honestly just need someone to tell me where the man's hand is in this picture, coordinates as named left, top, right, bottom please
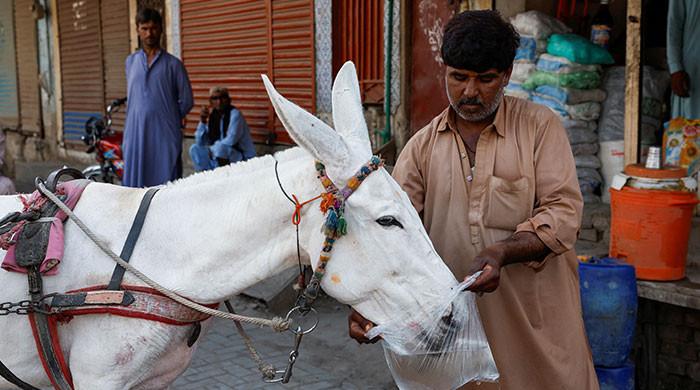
left=671, top=71, right=690, bottom=97
left=348, top=309, right=380, bottom=344
left=200, top=105, right=210, bottom=124
left=465, top=246, right=505, bottom=293
left=464, top=232, right=551, bottom=294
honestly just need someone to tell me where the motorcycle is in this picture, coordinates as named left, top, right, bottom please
left=82, top=98, right=126, bottom=184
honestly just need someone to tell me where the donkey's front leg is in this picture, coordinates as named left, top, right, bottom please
left=67, top=316, right=195, bottom=389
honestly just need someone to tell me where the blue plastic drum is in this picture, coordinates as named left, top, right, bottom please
left=579, top=257, right=638, bottom=367
left=595, top=362, right=635, bottom=390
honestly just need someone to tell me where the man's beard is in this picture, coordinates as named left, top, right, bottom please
left=447, top=87, right=504, bottom=122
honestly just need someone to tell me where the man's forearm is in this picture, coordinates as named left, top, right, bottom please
left=493, top=231, right=551, bottom=267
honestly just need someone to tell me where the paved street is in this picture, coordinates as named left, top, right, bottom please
left=172, top=295, right=396, bottom=390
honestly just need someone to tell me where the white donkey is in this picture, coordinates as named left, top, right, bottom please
left=0, top=62, right=458, bottom=389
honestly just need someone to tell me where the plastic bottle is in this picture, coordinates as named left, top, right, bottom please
left=590, top=0, right=613, bottom=49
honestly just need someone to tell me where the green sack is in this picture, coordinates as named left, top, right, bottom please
left=547, top=34, right=615, bottom=65
left=523, top=71, right=602, bottom=90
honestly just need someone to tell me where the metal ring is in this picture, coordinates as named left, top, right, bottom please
left=285, top=306, right=319, bottom=335
left=263, top=370, right=287, bottom=383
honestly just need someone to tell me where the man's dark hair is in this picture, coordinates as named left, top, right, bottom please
left=136, top=7, right=162, bottom=27
left=441, top=10, right=520, bottom=73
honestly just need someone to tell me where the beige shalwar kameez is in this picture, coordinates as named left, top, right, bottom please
left=392, top=97, right=598, bottom=390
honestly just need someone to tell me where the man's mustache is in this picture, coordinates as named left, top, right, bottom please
left=459, top=97, right=483, bottom=107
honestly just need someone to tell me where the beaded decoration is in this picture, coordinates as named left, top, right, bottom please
left=299, top=155, right=383, bottom=309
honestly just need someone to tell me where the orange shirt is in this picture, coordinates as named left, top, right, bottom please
left=393, top=97, right=598, bottom=390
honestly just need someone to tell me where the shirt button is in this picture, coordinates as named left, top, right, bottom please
left=461, top=152, right=466, bottom=159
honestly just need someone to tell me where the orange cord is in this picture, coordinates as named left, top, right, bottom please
left=291, top=194, right=323, bottom=225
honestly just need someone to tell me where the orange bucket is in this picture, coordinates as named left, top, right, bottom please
left=609, top=186, right=698, bottom=281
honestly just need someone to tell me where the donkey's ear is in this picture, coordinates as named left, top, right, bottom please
left=262, top=74, right=350, bottom=168
left=332, top=62, right=372, bottom=158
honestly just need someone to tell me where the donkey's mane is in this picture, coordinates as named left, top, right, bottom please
left=166, top=146, right=309, bottom=188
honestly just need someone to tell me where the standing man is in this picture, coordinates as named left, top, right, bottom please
left=123, top=8, right=193, bottom=187
left=189, top=86, right=256, bottom=171
left=348, top=11, right=598, bottom=389
left=668, top=0, right=700, bottom=119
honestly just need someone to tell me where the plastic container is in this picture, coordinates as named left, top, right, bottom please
left=609, top=165, right=699, bottom=280
left=599, top=140, right=625, bottom=203
left=579, top=258, right=637, bottom=367
left=595, top=362, right=635, bottom=390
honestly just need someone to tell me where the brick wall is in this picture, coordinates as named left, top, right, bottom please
left=635, top=298, right=700, bottom=390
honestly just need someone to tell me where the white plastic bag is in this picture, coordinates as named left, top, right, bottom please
left=366, top=275, right=499, bottom=389
left=512, top=63, right=537, bottom=83
left=599, top=66, right=670, bottom=142
left=510, top=10, right=571, bottom=39
left=536, top=53, right=602, bottom=74
left=505, top=81, right=531, bottom=100
left=535, top=85, right=606, bottom=105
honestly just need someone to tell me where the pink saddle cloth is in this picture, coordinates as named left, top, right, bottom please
left=1, top=180, right=91, bottom=275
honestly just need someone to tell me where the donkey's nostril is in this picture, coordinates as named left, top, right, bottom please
left=440, top=303, right=454, bottom=326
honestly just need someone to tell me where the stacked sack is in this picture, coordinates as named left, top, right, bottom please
left=506, top=11, right=570, bottom=100
left=524, top=33, right=613, bottom=203
left=598, top=66, right=670, bottom=201
left=511, top=25, right=615, bottom=204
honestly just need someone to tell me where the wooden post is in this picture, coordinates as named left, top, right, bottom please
left=129, top=0, right=138, bottom=52
left=624, top=0, right=642, bottom=166
left=460, top=0, right=494, bottom=12
left=164, top=0, right=172, bottom=53
left=49, top=0, right=63, bottom=146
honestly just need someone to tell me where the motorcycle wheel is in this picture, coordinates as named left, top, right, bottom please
left=82, top=165, right=121, bottom=185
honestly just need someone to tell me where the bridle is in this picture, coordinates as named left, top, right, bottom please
left=276, top=155, right=383, bottom=310
left=264, top=155, right=383, bottom=383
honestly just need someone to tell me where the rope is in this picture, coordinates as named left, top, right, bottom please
left=291, top=194, right=322, bottom=226
left=36, top=182, right=289, bottom=332
left=224, top=301, right=277, bottom=379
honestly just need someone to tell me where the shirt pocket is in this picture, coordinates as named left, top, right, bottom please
left=483, top=175, right=531, bottom=231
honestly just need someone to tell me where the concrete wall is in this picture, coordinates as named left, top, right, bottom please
left=3, top=0, right=61, bottom=179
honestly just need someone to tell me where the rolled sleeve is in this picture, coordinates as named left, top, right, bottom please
left=515, top=113, right=583, bottom=265
left=194, top=122, right=209, bottom=146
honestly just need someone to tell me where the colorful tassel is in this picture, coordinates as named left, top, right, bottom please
left=337, top=216, right=347, bottom=236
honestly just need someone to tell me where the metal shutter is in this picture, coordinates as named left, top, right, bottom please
left=14, top=0, right=42, bottom=134
left=333, top=0, right=384, bottom=104
left=270, top=0, right=315, bottom=143
left=180, top=0, right=314, bottom=145
left=100, top=0, right=129, bottom=133
left=0, top=0, right=19, bottom=128
left=57, top=0, right=104, bottom=144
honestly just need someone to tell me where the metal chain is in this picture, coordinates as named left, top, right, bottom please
left=0, top=293, right=55, bottom=316
left=0, top=300, right=35, bottom=315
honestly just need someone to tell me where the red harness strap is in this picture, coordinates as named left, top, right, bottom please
left=49, top=285, right=218, bottom=325
left=28, top=285, right=218, bottom=389
left=28, top=313, right=74, bottom=390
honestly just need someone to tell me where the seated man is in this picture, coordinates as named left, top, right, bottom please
left=189, top=86, right=256, bottom=171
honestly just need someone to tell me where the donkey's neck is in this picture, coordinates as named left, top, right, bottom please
left=135, top=150, right=324, bottom=303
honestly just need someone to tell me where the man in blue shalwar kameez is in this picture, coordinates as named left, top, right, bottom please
left=189, top=86, right=256, bottom=172
left=668, top=0, right=700, bottom=119
left=123, top=8, right=193, bottom=187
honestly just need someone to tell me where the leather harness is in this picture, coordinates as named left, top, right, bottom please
left=0, top=169, right=207, bottom=389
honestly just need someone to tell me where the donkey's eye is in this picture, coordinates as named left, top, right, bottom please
left=376, top=216, right=404, bottom=229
